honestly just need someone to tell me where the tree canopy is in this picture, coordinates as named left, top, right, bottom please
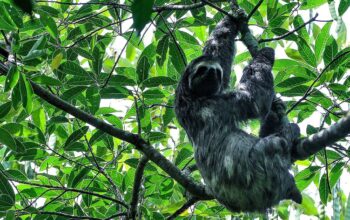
left=0, top=0, right=350, bottom=219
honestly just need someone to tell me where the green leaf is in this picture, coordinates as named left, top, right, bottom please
left=329, top=162, right=344, bottom=188
left=293, top=15, right=310, bottom=42
left=143, top=89, right=165, bottom=99
left=276, top=77, right=311, bottom=89
left=339, top=0, right=350, bottom=16
left=19, top=74, right=33, bottom=113
left=169, top=41, right=186, bottom=73
left=296, top=37, right=317, bottom=67
left=324, top=36, right=338, bottom=65
left=60, top=61, right=89, bottom=76
left=0, top=4, right=17, bottom=31
left=142, top=76, right=177, bottom=87
left=301, top=194, right=319, bottom=216
left=319, top=173, right=330, bottom=204
left=0, top=195, right=14, bottom=211
left=137, top=56, right=151, bottom=82
left=64, top=126, right=89, bottom=148
left=0, top=171, right=15, bottom=211
left=31, top=75, right=62, bottom=86
left=4, top=66, right=20, bottom=92
left=300, top=0, right=327, bottom=10
left=148, top=132, right=167, bottom=143
left=315, top=23, right=332, bottom=63
left=40, top=16, right=58, bottom=39
left=4, top=170, right=27, bottom=181
left=32, top=108, right=46, bottom=133
left=100, top=87, right=130, bottom=99
left=131, top=0, right=155, bottom=35
left=0, top=102, right=11, bottom=119
left=69, top=167, right=90, bottom=188
left=0, top=128, right=18, bottom=151
left=156, top=35, right=169, bottom=66
left=50, top=52, right=63, bottom=70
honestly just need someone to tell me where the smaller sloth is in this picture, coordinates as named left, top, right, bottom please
left=175, top=13, right=302, bottom=212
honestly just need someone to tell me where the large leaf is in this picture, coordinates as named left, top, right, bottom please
left=319, top=173, right=330, bottom=204
left=296, top=37, right=317, bottom=67
left=0, top=128, right=18, bottom=151
left=0, top=170, right=14, bottom=211
left=40, top=16, right=58, bottom=39
left=315, top=23, right=332, bottom=63
left=300, top=0, right=327, bottom=9
left=18, top=73, right=33, bottom=113
left=339, top=0, right=350, bottom=16
left=142, top=76, right=177, bottom=87
left=60, top=61, right=89, bottom=76
left=131, top=0, right=155, bottom=35
left=4, top=66, right=19, bottom=92
left=64, top=126, right=89, bottom=148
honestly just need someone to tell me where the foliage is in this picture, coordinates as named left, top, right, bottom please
left=0, top=0, right=349, bottom=219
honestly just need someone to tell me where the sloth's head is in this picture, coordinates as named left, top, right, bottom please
left=185, top=56, right=223, bottom=97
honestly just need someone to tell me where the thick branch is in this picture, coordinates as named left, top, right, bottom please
left=29, top=81, right=211, bottom=199
left=237, top=8, right=350, bottom=162
left=292, top=113, right=350, bottom=161
left=0, top=63, right=212, bottom=200
left=153, top=0, right=225, bottom=12
left=129, top=156, right=149, bottom=219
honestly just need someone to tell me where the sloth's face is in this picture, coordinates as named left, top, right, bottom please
left=188, top=60, right=223, bottom=97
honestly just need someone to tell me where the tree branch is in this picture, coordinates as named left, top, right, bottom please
left=259, top=13, right=319, bottom=43
left=235, top=7, right=350, bottom=162
left=292, top=113, right=350, bottom=161
left=247, top=0, right=263, bottom=21
left=8, top=178, right=128, bottom=208
left=153, top=0, right=225, bottom=12
left=167, top=197, right=198, bottom=220
left=287, top=50, right=350, bottom=114
left=129, top=156, right=149, bottom=219
left=0, top=63, right=212, bottom=200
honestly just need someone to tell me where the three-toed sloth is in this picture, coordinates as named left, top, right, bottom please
left=175, top=14, right=302, bottom=212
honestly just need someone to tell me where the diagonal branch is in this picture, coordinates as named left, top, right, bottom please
left=168, top=197, right=198, bottom=220
left=0, top=63, right=212, bottom=201
left=129, top=156, right=149, bottom=219
left=247, top=0, right=263, bottom=20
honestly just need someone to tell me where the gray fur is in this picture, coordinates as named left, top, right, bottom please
left=175, top=15, right=301, bottom=212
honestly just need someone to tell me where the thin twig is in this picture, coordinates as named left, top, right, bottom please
left=167, top=197, right=198, bottom=220
left=159, top=13, right=187, bottom=67
left=9, top=178, right=129, bottom=208
left=287, top=50, right=350, bottom=114
left=259, top=13, right=319, bottom=43
left=67, top=17, right=132, bottom=48
left=102, top=30, right=134, bottom=88
left=247, top=0, right=263, bottom=20
left=201, top=0, right=233, bottom=18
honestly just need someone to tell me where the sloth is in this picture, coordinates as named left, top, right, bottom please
left=174, top=13, right=302, bottom=212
